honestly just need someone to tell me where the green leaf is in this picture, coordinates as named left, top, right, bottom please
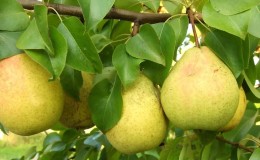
left=243, top=34, right=259, bottom=68
left=53, top=0, right=79, bottom=5
left=160, top=137, right=183, bottom=160
left=204, top=30, right=244, bottom=77
left=138, top=0, right=160, bottom=12
left=167, top=16, right=189, bottom=60
left=162, top=0, right=183, bottom=15
left=0, top=123, right=8, bottom=135
left=0, top=0, right=29, bottom=31
left=0, top=31, right=22, bottom=60
left=62, top=129, right=81, bottom=143
left=245, top=56, right=257, bottom=83
left=17, top=19, right=47, bottom=50
left=210, top=0, right=260, bottom=15
left=160, top=23, right=176, bottom=70
left=43, top=132, right=62, bottom=148
left=250, top=148, right=260, bottom=160
left=88, top=77, right=123, bottom=132
left=23, top=27, right=67, bottom=79
left=50, top=142, right=66, bottom=152
left=126, top=24, right=165, bottom=65
left=201, top=139, right=231, bottom=160
left=248, top=7, right=260, bottom=38
left=78, top=0, right=115, bottom=30
left=34, top=5, right=55, bottom=56
left=58, top=17, right=102, bottom=73
left=48, top=26, right=67, bottom=78
left=114, top=0, right=141, bottom=12
left=244, top=71, right=260, bottom=99
left=112, top=44, right=143, bottom=87
left=60, top=66, right=83, bottom=99
left=91, top=34, right=112, bottom=52
left=223, top=102, right=258, bottom=142
left=192, top=0, right=209, bottom=12
left=25, top=50, right=55, bottom=77
left=202, top=1, right=251, bottom=39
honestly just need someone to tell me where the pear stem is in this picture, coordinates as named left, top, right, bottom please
left=187, top=8, right=200, bottom=48
left=132, top=21, right=140, bottom=36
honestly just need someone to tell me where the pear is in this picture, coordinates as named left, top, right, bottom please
left=60, top=72, right=94, bottom=129
left=105, top=74, right=167, bottom=154
left=219, top=87, right=247, bottom=131
left=161, top=46, right=239, bottom=131
left=0, top=54, right=64, bottom=136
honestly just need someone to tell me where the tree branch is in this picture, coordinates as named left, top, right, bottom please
left=216, top=136, right=254, bottom=153
left=18, top=0, right=203, bottom=24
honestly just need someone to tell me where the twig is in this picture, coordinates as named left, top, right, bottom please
left=187, top=8, right=200, bottom=48
left=132, top=21, right=140, bottom=36
left=216, top=136, right=254, bottom=153
left=18, top=0, right=203, bottom=24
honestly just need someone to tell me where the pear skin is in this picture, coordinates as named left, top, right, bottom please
left=219, top=87, right=247, bottom=131
left=0, top=54, right=64, bottom=136
left=60, top=72, right=94, bottom=129
left=105, top=74, right=167, bottom=154
left=161, top=46, right=239, bottom=131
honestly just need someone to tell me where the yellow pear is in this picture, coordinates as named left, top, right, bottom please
left=105, top=74, right=167, bottom=154
left=219, top=87, right=247, bottom=131
left=0, top=54, right=64, bottom=136
left=59, top=72, right=94, bottom=129
left=161, top=46, right=239, bottom=131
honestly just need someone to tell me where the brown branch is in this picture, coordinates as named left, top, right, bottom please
left=18, top=0, right=203, bottom=24
left=216, top=136, right=254, bottom=153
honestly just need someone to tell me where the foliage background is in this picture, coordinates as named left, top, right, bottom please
left=1, top=0, right=260, bottom=159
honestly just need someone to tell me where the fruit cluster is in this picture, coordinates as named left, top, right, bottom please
left=0, top=46, right=246, bottom=154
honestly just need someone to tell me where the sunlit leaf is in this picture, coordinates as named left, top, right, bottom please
left=162, top=0, right=183, bottom=14
left=249, top=148, right=260, bottom=160
left=210, top=0, right=260, bottom=15
left=138, top=0, right=160, bottom=12
left=248, top=7, right=260, bottom=38
left=202, top=2, right=250, bottom=39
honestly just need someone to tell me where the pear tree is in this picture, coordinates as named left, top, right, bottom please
left=0, top=0, right=260, bottom=159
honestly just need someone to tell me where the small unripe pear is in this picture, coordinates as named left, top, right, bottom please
left=105, top=74, right=167, bottom=154
left=0, top=54, right=64, bottom=136
left=60, top=72, right=94, bottom=129
left=161, top=46, right=239, bottom=131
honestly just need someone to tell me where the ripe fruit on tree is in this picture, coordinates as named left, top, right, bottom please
left=60, top=72, right=94, bottom=129
left=0, top=54, right=64, bottom=136
left=161, top=46, right=240, bottom=131
left=219, top=87, right=247, bottom=131
left=105, top=74, right=167, bottom=154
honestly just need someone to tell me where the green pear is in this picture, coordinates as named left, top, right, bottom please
left=105, top=74, right=167, bottom=154
left=161, top=46, right=239, bottom=131
left=60, top=72, right=94, bottom=129
left=219, top=87, right=247, bottom=131
left=0, top=54, right=64, bottom=136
